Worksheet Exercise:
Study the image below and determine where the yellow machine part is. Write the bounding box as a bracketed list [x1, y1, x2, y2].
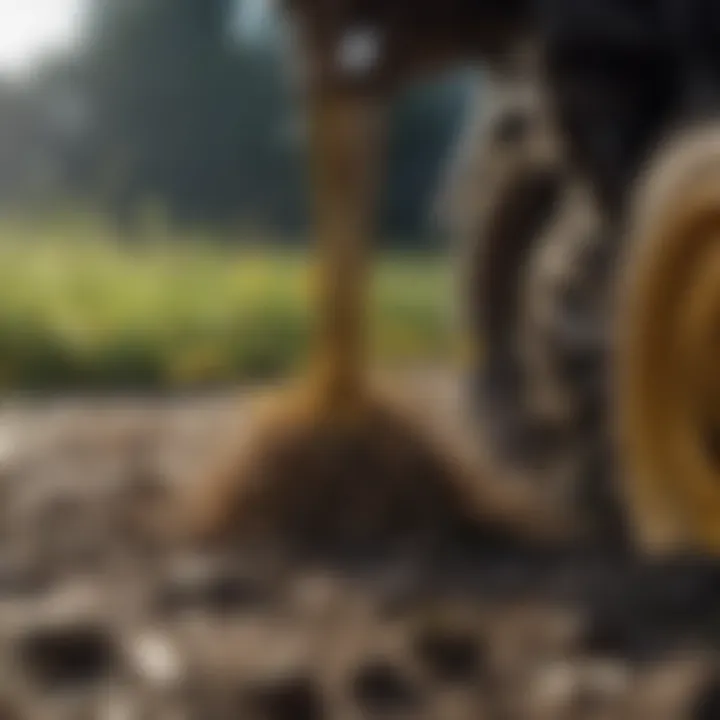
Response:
[615, 125, 720, 555]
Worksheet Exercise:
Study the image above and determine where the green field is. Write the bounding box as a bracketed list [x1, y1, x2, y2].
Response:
[0, 216, 457, 392]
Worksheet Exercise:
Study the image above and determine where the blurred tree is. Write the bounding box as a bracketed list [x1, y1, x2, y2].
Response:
[0, 0, 475, 245]
[82, 0, 285, 229]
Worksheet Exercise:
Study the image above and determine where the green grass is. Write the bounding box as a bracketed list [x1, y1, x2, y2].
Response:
[0, 215, 456, 392]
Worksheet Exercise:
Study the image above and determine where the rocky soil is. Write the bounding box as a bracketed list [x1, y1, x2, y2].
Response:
[0, 378, 719, 719]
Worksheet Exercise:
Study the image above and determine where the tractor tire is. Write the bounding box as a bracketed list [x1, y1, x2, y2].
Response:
[614, 124, 720, 555]
[442, 74, 626, 546]
[519, 182, 624, 544]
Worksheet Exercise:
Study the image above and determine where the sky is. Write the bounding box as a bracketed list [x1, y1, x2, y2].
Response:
[0, 0, 273, 75]
[0, 0, 86, 74]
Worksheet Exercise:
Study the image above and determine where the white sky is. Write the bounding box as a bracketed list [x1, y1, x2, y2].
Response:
[0, 0, 85, 74]
[0, 1, 274, 75]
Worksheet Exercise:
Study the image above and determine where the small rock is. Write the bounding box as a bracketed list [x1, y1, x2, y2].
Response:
[15, 621, 117, 690]
[128, 633, 184, 688]
[579, 607, 634, 658]
[351, 658, 422, 715]
[413, 626, 483, 683]
[530, 658, 629, 719]
[532, 660, 578, 714]
[291, 574, 339, 618]
[156, 555, 267, 616]
[240, 672, 325, 720]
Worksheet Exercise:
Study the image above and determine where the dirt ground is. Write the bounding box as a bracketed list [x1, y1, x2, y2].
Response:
[0, 374, 719, 719]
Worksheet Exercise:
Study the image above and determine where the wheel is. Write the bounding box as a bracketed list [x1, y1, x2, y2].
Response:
[440, 76, 565, 464]
[443, 73, 628, 543]
[519, 181, 626, 542]
[442, 74, 620, 534]
[615, 124, 720, 554]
